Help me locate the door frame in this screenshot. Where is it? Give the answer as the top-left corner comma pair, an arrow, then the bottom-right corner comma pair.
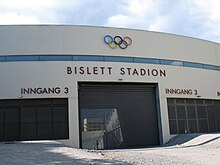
78,82 -> 163,149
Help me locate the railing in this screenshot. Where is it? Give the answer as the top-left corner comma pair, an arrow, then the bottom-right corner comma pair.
105,126 -> 123,147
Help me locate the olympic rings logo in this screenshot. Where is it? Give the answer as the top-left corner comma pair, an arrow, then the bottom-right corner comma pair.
104,35 -> 132,49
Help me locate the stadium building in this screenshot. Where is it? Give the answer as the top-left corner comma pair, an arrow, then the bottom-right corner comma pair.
0,25 -> 220,149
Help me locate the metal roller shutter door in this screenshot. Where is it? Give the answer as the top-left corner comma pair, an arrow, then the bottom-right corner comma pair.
0,98 -> 69,142
79,83 -> 160,149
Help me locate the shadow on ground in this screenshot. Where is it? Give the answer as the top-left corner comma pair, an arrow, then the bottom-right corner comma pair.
165,133 -> 220,147
0,141 -> 126,165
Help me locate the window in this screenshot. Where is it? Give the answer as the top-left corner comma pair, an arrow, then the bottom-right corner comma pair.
161,60 -> 183,66
74,55 -> 104,61
0,56 -> 5,62
134,58 -> 160,64
204,64 -> 219,70
6,56 -> 39,61
0,55 -> 220,72
105,56 -> 133,62
183,62 -> 204,68
39,55 -> 72,61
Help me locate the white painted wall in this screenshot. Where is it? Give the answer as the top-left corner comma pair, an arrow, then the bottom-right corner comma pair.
0,61 -> 219,147
0,25 -> 220,147
0,25 -> 219,65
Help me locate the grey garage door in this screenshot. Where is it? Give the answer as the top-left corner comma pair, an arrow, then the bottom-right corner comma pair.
167,98 -> 220,134
79,83 -> 160,149
0,98 -> 69,142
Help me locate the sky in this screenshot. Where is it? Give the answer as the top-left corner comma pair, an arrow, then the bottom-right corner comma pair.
0,0 -> 220,43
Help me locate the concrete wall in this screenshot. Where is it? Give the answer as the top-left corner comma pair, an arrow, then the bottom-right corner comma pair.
0,25 -> 219,65
0,25 -> 220,147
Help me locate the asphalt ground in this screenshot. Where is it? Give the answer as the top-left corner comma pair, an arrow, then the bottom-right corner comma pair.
0,133 -> 219,165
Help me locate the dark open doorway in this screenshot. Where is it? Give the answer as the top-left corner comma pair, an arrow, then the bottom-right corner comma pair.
78,83 -> 160,149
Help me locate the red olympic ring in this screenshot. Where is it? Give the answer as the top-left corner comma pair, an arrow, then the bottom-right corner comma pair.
104,35 -> 132,49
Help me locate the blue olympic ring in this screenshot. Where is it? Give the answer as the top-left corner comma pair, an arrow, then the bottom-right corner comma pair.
104,35 -> 132,49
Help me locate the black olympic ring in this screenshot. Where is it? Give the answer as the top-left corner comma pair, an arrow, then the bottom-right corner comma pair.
104,35 -> 132,49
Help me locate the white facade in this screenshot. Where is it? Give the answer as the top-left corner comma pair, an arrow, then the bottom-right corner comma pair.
0,25 -> 220,148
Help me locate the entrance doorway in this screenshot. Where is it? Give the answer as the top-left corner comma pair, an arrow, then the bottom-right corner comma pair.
79,83 -> 160,149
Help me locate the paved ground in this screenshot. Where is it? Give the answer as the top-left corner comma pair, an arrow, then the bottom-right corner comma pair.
0,133 -> 219,165
0,141 -> 125,165
102,133 -> 220,165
